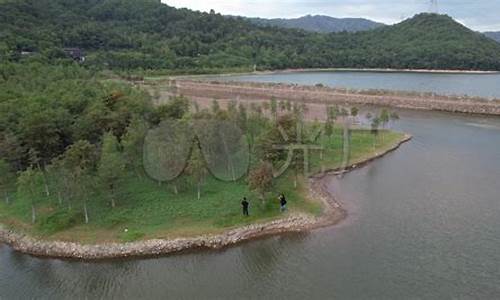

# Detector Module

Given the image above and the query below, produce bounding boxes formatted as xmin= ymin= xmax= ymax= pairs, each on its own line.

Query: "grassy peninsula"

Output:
xmin=0 ymin=64 xmax=406 ymax=244
xmin=0 ymin=127 xmax=405 ymax=244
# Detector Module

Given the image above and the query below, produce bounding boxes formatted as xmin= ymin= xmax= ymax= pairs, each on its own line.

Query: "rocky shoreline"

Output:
xmin=0 ymin=214 xmax=324 ymax=260
xmin=0 ymin=135 xmax=411 ymax=260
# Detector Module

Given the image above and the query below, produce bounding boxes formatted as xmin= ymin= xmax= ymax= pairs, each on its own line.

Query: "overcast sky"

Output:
xmin=162 ymin=0 xmax=500 ymax=32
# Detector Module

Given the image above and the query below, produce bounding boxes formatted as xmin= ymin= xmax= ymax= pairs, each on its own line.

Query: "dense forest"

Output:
xmin=1 ymin=0 xmax=500 ymax=71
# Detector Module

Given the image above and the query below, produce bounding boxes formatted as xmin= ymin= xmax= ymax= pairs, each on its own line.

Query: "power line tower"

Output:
xmin=429 ymin=0 xmax=439 ymax=14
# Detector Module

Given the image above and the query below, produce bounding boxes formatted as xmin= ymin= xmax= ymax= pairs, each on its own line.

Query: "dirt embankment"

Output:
xmin=170 ymin=79 xmax=500 ymax=116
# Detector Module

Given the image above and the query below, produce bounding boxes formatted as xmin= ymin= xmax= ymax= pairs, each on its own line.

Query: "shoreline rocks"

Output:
xmin=0 ymin=214 xmax=322 ymax=260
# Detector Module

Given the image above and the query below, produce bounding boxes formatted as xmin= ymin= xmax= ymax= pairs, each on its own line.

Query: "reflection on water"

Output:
xmin=1 ymin=110 xmax=500 ymax=299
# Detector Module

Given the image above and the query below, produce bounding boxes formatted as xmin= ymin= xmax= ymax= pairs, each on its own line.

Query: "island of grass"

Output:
xmin=0 ymin=65 xmax=409 ymax=257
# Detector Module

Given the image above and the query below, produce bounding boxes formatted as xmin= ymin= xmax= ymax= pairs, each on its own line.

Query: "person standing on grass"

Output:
xmin=242 ymin=197 xmax=249 ymax=216
xmin=279 ymin=194 xmax=287 ymax=212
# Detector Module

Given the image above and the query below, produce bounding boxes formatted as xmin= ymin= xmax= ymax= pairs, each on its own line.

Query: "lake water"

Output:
xmin=215 ymin=71 xmax=500 ymax=99
xmin=1 ymin=109 xmax=500 ymax=299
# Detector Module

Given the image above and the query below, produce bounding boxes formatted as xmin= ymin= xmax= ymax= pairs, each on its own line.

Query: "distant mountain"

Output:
xmin=484 ymin=32 xmax=500 ymax=43
xmin=249 ymin=15 xmax=385 ymax=33
xmin=344 ymin=13 xmax=500 ymax=70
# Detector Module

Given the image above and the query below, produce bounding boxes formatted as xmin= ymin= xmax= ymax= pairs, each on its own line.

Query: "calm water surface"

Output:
xmin=1 ymin=110 xmax=500 ymax=299
xmin=217 ymin=71 xmax=500 ymax=99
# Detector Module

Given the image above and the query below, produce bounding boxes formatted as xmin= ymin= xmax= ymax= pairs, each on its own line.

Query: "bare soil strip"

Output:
xmin=170 ymin=80 xmax=500 ymax=115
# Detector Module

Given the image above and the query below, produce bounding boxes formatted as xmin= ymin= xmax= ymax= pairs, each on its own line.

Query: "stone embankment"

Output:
xmin=0 ymin=214 xmax=321 ymax=260
xmin=172 ymin=79 xmax=500 ymax=115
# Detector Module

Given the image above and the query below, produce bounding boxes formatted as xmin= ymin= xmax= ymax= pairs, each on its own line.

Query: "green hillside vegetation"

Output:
xmin=1 ymin=0 xmax=500 ymax=71
xmin=349 ymin=14 xmax=500 ymax=70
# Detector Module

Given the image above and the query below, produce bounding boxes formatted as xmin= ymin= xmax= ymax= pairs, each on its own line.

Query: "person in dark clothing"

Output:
xmin=241 ymin=197 xmax=249 ymax=216
xmin=279 ymin=194 xmax=287 ymax=212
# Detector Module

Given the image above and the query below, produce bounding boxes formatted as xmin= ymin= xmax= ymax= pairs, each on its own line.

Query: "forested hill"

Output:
xmin=347 ymin=13 xmax=500 ymax=70
xmin=248 ymin=15 xmax=385 ymax=33
xmin=484 ymin=32 xmax=500 ymax=43
xmin=1 ymin=0 xmax=500 ymax=71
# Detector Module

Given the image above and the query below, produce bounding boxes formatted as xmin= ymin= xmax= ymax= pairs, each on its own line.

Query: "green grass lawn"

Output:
xmin=0 ymin=128 xmax=405 ymax=243
xmin=311 ymin=129 xmax=405 ymax=172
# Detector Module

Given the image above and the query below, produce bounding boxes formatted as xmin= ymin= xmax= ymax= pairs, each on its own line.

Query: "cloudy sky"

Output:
xmin=162 ymin=0 xmax=500 ymax=31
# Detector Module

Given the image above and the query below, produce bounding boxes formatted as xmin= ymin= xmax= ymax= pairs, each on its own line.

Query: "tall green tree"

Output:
xmin=20 ymin=111 xmax=65 ymax=166
xmin=380 ymin=109 xmax=390 ymax=128
xmin=59 ymin=140 xmax=97 ymax=223
xmin=98 ymin=132 xmax=126 ymax=208
xmin=379 ymin=109 xmax=390 ymax=142
xmin=17 ymin=167 xmax=44 ymax=224
xmin=248 ymin=161 xmax=274 ymax=202
xmin=371 ymin=117 xmax=381 ymax=149
xmin=0 ymin=160 xmax=13 ymax=204
xmin=247 ymin=113 xmax=268 ymax=149
xmin=237 ymin=102 xmax=248 ymax=132
xmin=28 ymin=148 xmax=51 ymax=197
xmin=122 ymin=117 xmax=148 ymax=178
xmin=45 ymin=159 xmax=72 ymax=206
xmin=187 ymin=141 xmax=207 ymax=200
xmin=0 ymin=131 xmax=25 ymax=171
xmin=270 ymin=97 xmax=278 ymax=121
xmin=324 ymin=105 xmax=338 ymax=137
